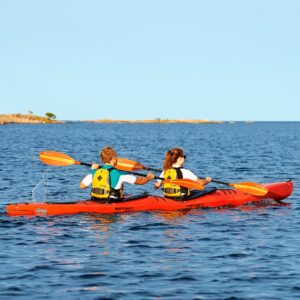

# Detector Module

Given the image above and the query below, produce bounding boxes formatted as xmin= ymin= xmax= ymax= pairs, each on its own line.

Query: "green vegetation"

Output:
xmin=45 ymin=112 xmax=56 ymax=120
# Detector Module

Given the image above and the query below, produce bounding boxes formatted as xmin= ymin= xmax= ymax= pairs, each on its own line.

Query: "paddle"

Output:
xmin=205 ymin=179 xmax=268 ymax=196
xmin=39 ymin=151 xmax=204 ymax=190
xmin=113 ymin=159 xmax=269 ymax=197
xmin=39 ymin=151 xmax=159 ymax=171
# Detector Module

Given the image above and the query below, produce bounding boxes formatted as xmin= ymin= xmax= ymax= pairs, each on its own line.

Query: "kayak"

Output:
xmin=6 ymin=181 xmax=293 ymax=217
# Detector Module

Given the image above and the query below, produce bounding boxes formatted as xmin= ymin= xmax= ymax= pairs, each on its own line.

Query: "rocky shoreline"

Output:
xmin=0 ymin=114 xmax=62 ymax=125
xmin=0 ymin=115 xmax=241 ymax=125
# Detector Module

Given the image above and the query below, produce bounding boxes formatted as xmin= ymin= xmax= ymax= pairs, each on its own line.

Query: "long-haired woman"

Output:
xmin=154 ymin=148 xmax=211 ymax=199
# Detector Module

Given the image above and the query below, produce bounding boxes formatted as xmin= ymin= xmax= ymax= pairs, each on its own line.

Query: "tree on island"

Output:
xmin=45 ymin=112 xmax=56 ymax=120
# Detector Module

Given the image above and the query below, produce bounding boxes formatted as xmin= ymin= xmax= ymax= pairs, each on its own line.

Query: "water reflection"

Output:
xmin=86 ymin=214 xmax=122 ymax=230
xmin=153 ymin=210 xmax=194 ymax=222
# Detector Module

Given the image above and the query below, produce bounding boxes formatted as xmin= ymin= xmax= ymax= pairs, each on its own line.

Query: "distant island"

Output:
xmin=0 ymin=114 xmax=62 ymax=125
xmin=88 ymin=118 xmax=224 ymax=124
xmin=0 ymin=115 xmax=255 ymax=125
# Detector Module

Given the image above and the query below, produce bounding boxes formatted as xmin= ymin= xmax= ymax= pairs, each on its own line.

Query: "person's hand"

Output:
xmin=91 ymin=162 xmax=99 ymax=170
xmin=205 ymin=177 xmax=212 ymax=183
xmin=146 ymin=172 xmax=155 ymax=180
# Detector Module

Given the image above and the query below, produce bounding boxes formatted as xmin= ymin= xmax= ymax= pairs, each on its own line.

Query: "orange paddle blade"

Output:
xmin=116 ymin=158 xmax=145 ymax=171
xmin=164 ymin=178 xmax=205 ymax=190
xmin=40 ymin=151 xmax=78 ymax=166
xmin=229 ymin=182 xmax=268 ymax=196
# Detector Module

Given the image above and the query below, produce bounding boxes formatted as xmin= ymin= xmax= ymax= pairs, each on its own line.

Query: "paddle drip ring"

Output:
xmin=32 ymin=168 xmax=48 ymax=202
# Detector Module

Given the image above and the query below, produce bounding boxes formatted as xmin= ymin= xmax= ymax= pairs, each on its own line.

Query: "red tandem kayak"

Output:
xmin=6 ymin=181 xmax=293 ymax=216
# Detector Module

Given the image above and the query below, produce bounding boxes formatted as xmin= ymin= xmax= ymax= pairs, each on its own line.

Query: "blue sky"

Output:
xmin=1 ymin=0 xmax=299 ymax=121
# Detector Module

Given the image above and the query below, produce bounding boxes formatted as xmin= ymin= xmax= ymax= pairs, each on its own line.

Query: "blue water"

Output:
xmin=0 ymin=122 xmax=299 ymax=299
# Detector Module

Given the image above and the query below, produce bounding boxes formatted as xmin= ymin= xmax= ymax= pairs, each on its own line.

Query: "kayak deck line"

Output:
xmin=6 ymin=181 xmax=293 ymax=217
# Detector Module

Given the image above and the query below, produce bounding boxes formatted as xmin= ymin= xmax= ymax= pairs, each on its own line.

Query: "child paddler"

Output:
xmin=154 ymin=147 xmax=212 ymax=199
xmin=80 ymin=146 xmax=155 ymax=201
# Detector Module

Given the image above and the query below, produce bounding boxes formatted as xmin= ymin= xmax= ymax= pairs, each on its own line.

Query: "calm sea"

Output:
xmin=0 ymin=122 xmax=299 ymax=299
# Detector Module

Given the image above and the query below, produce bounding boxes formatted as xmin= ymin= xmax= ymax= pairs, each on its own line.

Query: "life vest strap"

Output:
xmin=91 ymin=188 xmax=110 ymax=195
xmin=163 ymin=188 xmax=181 ymax=194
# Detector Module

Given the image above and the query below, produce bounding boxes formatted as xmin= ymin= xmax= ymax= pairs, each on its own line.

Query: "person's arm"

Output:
xmin=114 ymin=172 xmax=154 ymax=189
xmin=135 ymin=173 xmax=155 ymax=185
xmin=79 ymin=163 xmax=98 ymax=189
xmin=183 ymin=169 xmax=212 ymax=185
xmin=154 ymin=171 xmax=164 ymax=189
xmin=80 ymin=174 xmax=92 ymax=189
xmin=197 ymin=177 xmax=212 ymax=185
xmin=154 ymin=181 xmax=162 ymax=189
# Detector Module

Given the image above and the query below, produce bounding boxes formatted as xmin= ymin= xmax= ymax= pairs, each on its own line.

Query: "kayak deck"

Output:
xmin=6 ymin=181 xmax=293 ymax=216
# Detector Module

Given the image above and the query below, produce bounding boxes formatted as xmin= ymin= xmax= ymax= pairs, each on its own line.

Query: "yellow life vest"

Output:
xmin=163 ymin=168 xmax=190 ymax=199
xmin=91 ymin=168 xmax=113 ymax=199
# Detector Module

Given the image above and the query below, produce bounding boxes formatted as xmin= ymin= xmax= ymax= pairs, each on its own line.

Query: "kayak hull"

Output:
xmin=6 ymin=181 xmax=293 ymax=216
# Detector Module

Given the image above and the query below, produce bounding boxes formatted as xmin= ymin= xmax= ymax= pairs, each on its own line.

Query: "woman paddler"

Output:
xmin=80 ymin=146 xmax=155 ymax=201
xmin=154 ymin=148 xmax=212 ymax=199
